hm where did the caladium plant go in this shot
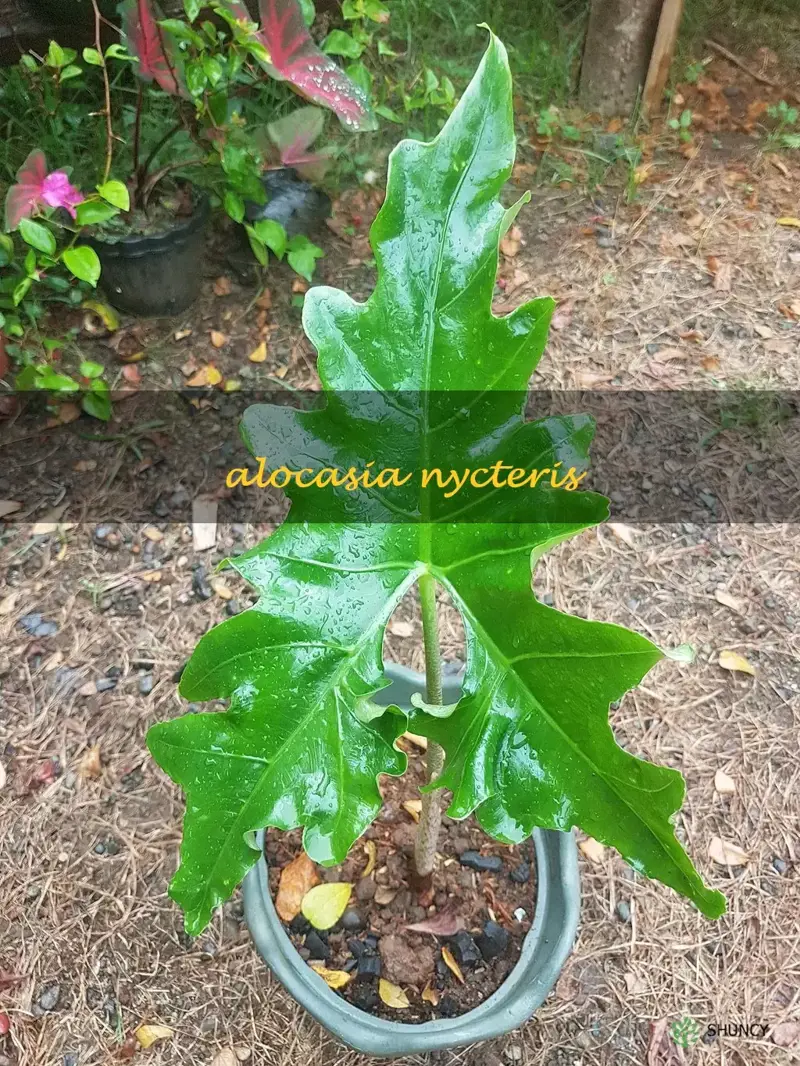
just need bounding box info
[148,33,726,936]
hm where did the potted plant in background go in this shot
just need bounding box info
[148,32,725,1055]
[78,0,376,314]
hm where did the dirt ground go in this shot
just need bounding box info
[2,54,800,1066]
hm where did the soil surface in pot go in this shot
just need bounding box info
[90,182,198,241]
[265,739,537,1023]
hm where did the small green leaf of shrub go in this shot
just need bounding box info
[62,246,101,286]
[321,29,363,59]
[286,234,323,281]
[19,219,56,257]
[97,181,130,211]
[76,201,119,226]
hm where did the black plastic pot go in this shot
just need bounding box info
[86,195,210,317]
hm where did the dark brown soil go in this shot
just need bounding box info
[265,741,536,1023]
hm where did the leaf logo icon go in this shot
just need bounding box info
[670,1016,702,1048]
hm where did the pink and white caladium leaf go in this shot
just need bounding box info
[258,0,376,130]
[220,0,376,131]
[4,150,84,231]
[267,106,333,180]
[121,0,188,98]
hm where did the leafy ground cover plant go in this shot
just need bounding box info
[148,31,726,940]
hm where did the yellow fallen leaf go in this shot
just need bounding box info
[310,963,353,989]
[81,299,119,332]
[301,882,352,930]
[140,570,162,583]
[210,330,228,348]
[142,526,164,542]
[249,341,268,363]
[421,982,439,1006]
[362,840,377,879]
[579,837,605,863]
[223,378,242,393]
[210,577,233,601]
[777,217,800,228]
[402,799,422,823]
[79,744,102,780]
[441,946,465,984]
[276,852,320,922]
[135,1023,174,1049]
[714,769,735,795]
[186,364,223,388]
[379,979,410,1009]
[708,836,749,866]
[718,650,755,676]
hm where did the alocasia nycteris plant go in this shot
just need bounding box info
[148,32,725,935]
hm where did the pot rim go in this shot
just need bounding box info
[84,189,210,257]
[242,663,581,1056]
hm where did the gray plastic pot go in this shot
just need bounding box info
[242,663,580,1057]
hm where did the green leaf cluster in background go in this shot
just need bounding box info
[148,33,726,935]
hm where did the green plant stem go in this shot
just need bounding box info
[414,572,445,879]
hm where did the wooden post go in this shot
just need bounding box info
[643,0,686,115]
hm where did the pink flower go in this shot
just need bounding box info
[40,171,84,218]
[4,149,84,231]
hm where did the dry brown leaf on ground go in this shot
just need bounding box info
[0,590,20,615]
[374,886,398,906]
[135,1023,174,1049]
[402,799,422,822]
[772,1021,800,1048]
[379,979,410,1009]
[499,224,522,258]
[714,769,736,795]
[708,836,749,866]
[0,501,23,520]
[389,619,414,637]
[441,946,465,984]
[78,745,101,780]
[646,1019,681,1066]
[402,731,427,751]
[211,1050,239,1066]
[579,837,605,863]
[421,982,439,1006]
[186,364,223,388]
[361,840,377,878]
[718,649,756,675]
[275,852,320,921]
[210,330,228,348]
[714,589,745,613]
[608,523,637,547]
[213,277,233,297]
[406,910,465,936]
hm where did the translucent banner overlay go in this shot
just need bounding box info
[1,390,798,523]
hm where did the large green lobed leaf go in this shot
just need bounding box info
[148,32,725,935]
